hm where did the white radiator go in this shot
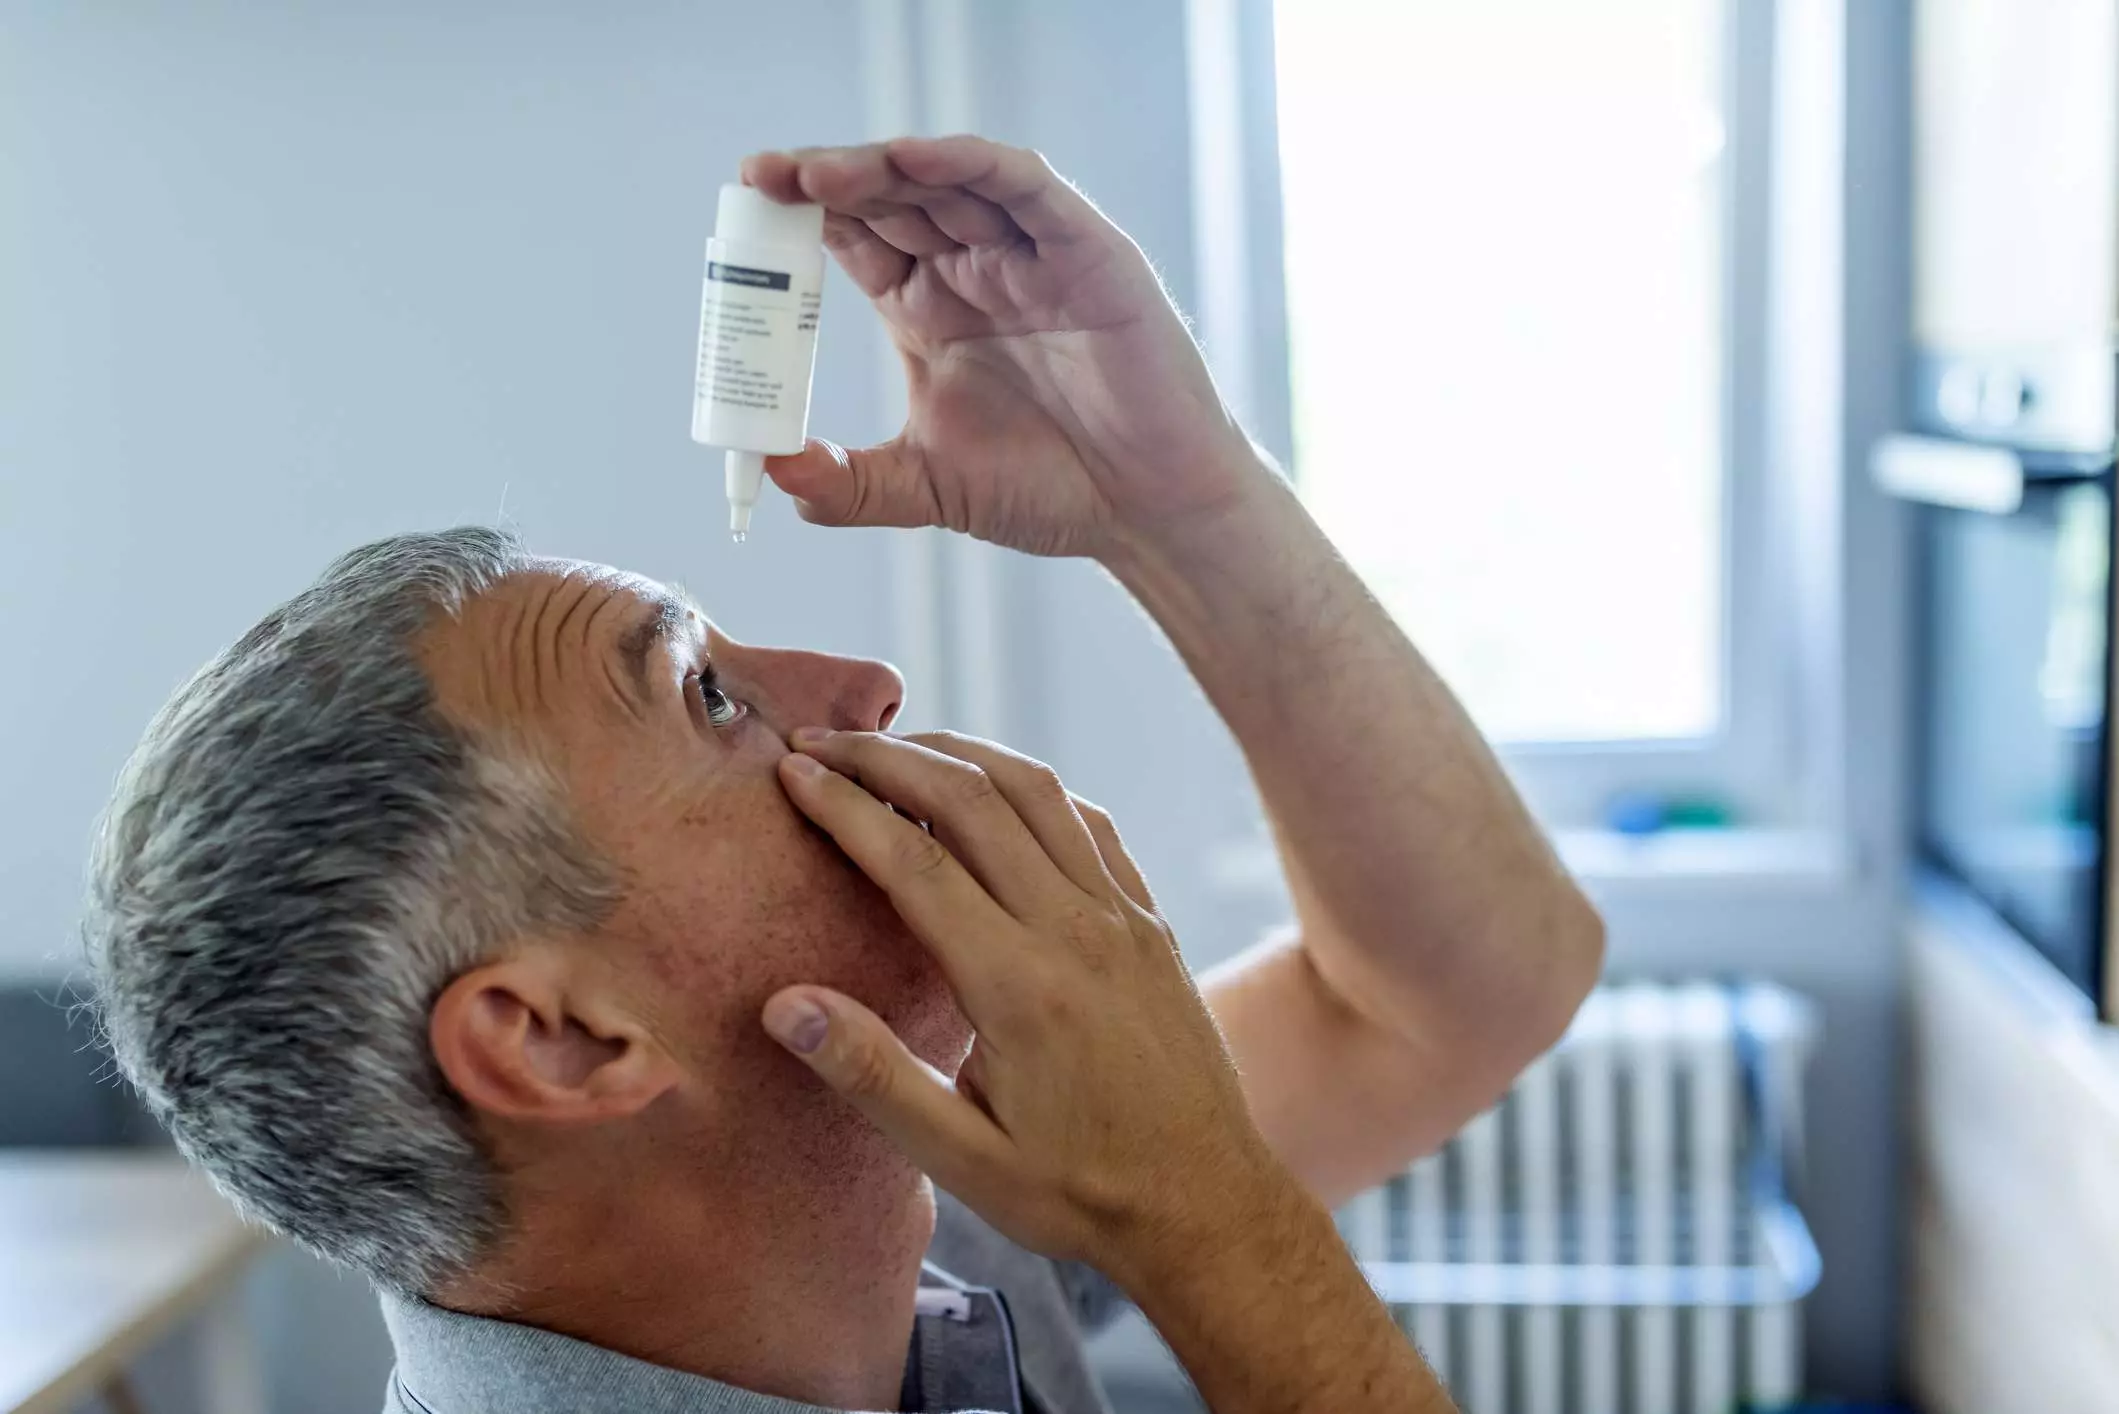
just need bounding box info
[1339,980,1820,1414]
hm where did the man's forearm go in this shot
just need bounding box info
[1111,1164,1456,1414]
[1104,456,1602,1055]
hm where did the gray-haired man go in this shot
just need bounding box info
[89,135,1602,1413]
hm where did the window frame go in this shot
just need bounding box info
[1188,0,1809,831]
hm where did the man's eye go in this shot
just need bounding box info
[698,678,743,728]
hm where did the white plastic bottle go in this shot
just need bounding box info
[690,183,827,540]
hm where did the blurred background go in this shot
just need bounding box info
[3,1,2113,1411]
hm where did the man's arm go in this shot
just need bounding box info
[744,134,1602,1203]
[1108,468,1605,1205]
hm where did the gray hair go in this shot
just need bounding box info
[85,526,619,1293]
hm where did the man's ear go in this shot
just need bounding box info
[429,949,681,1125]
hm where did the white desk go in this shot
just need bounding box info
[0,1151,271,1414]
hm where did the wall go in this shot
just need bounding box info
[1906,879,2119,1414]
[2,7,905,1412]
[0,0,905,983]
[0,0,1252,1004]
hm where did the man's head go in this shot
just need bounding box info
[87,527,963,1293]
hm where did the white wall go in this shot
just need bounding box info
[0,0,908,981]
[0,0,1260,990]
[2,8,925,1413]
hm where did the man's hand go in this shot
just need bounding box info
[759,729,1456,1413]
[758,727,1268,1279]
[740,137,1260,560]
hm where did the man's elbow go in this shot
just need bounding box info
[1522,881,1606,1055]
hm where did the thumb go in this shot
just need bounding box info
[765,438,940,530]
[760,986,1008,1190]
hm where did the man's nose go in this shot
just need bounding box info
[733,644,906,734]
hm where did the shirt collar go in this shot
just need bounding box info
[380,1289,876,1414]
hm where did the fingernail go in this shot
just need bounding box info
[791,726,833,747]
[782,753,826,779]
[766,997,830,1055]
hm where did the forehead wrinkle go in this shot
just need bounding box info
[416,573,574,749]
[449,586,539,742]
[501,572,582,726]
[509,581,553,723]
[590,590,663,722]
[532,574,609,716]
[548,575,603,675]
[613,602,673,694]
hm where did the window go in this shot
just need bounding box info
[1274,0,1732,747]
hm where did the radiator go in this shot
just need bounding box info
[1339,980,1820,1414]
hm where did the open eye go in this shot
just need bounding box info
[689,668,745,728]
[700,680,743,728]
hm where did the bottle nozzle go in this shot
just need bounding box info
[725,449,765,544]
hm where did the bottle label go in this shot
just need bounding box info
[694,256,822,427]
[706,261,792,292]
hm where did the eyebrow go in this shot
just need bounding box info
[614,590,700,707]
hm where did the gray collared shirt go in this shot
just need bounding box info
[380,1195,1124,1414]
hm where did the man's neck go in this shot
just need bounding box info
[440,1113,936,1411]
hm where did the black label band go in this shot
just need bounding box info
[707,261,792,291]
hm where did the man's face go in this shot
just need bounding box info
[419,559,969,1124]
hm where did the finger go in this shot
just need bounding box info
[1071,794,1159,914]
[904,732,1111,901]
[776,752,1017,985]
[762,985,1013,1198]
[896,183,1022,248]
[781,143,898,207]
[738,150,808,204]
[794,150,960,251]
[749,153,921,294]
[764,437,942,530]
[791,731,1084,921]
[797,169,962,256]
[790,146,950,224]
[823,212,916,298]
[861,203,960,258]
[778,143,1025,247]
[884,136,1103,246]
[754,146,1001,250]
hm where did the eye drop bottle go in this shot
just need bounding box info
[690,183,827,541]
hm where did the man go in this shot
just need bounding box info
[87,136,1602,1413]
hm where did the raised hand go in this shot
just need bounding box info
[740,137,1268,560]
[759,728,1268,1277]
